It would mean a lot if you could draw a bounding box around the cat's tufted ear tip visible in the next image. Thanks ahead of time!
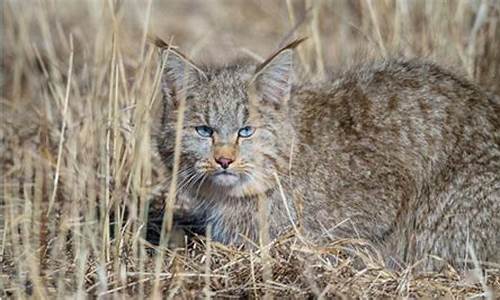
[154,36,207,105]
[149,35,175,51]
[251,37,306,105]
[252,37,307,79]
[151,35,207,80]
[283,37,308,49]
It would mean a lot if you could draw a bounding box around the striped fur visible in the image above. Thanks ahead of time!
[157,45,500,271]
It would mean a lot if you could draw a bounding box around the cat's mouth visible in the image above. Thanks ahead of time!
[210,170,240,186]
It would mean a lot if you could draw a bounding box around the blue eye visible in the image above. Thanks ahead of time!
[238,126,255,138]
[195,126,214,137]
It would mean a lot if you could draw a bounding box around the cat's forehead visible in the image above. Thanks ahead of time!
[204,63,254,89]
[189,64,255,127]
[196,65,254,103]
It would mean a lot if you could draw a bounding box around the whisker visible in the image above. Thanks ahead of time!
[194,174,208,200]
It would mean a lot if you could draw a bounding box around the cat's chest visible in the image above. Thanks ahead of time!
[187,190,294,242]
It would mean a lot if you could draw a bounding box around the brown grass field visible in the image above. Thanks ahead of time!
[1,0,500,298]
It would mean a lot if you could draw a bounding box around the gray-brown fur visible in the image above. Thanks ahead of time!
[155,41,500,270]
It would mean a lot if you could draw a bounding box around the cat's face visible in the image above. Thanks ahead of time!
[158,47,294,198]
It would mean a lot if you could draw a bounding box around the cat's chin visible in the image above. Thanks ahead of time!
[205,170,271,198]
[210,171,241,187]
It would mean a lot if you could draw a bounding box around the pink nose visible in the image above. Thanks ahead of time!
[215,157,234,169]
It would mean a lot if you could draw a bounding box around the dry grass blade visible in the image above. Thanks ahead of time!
[47,35,74,216]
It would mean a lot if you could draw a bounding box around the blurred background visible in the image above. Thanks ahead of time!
[3,1,500,89]
[1,0,500,297]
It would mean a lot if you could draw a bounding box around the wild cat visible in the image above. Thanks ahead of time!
[152,38,500,270]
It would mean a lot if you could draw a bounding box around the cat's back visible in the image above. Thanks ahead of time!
[292,58,499,168]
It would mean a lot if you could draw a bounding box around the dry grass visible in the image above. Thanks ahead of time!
[1,0,500,298]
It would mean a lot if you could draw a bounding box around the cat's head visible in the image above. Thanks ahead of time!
[157,39,303,198]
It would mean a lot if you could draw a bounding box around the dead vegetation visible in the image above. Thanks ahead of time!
[1,0,499,298]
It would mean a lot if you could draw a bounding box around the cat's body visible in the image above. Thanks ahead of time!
[154,39,499,270]
[292,60,500,269]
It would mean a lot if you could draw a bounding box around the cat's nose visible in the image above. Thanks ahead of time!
[215,157,234,169]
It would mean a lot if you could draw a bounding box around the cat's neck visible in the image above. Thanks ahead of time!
[186,185,296,245]
[188,183,277,207]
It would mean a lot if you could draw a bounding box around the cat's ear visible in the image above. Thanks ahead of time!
[251,38,306,106]
[152,37,206,105]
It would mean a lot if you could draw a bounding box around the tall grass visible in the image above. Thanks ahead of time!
[1,0,499,298]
